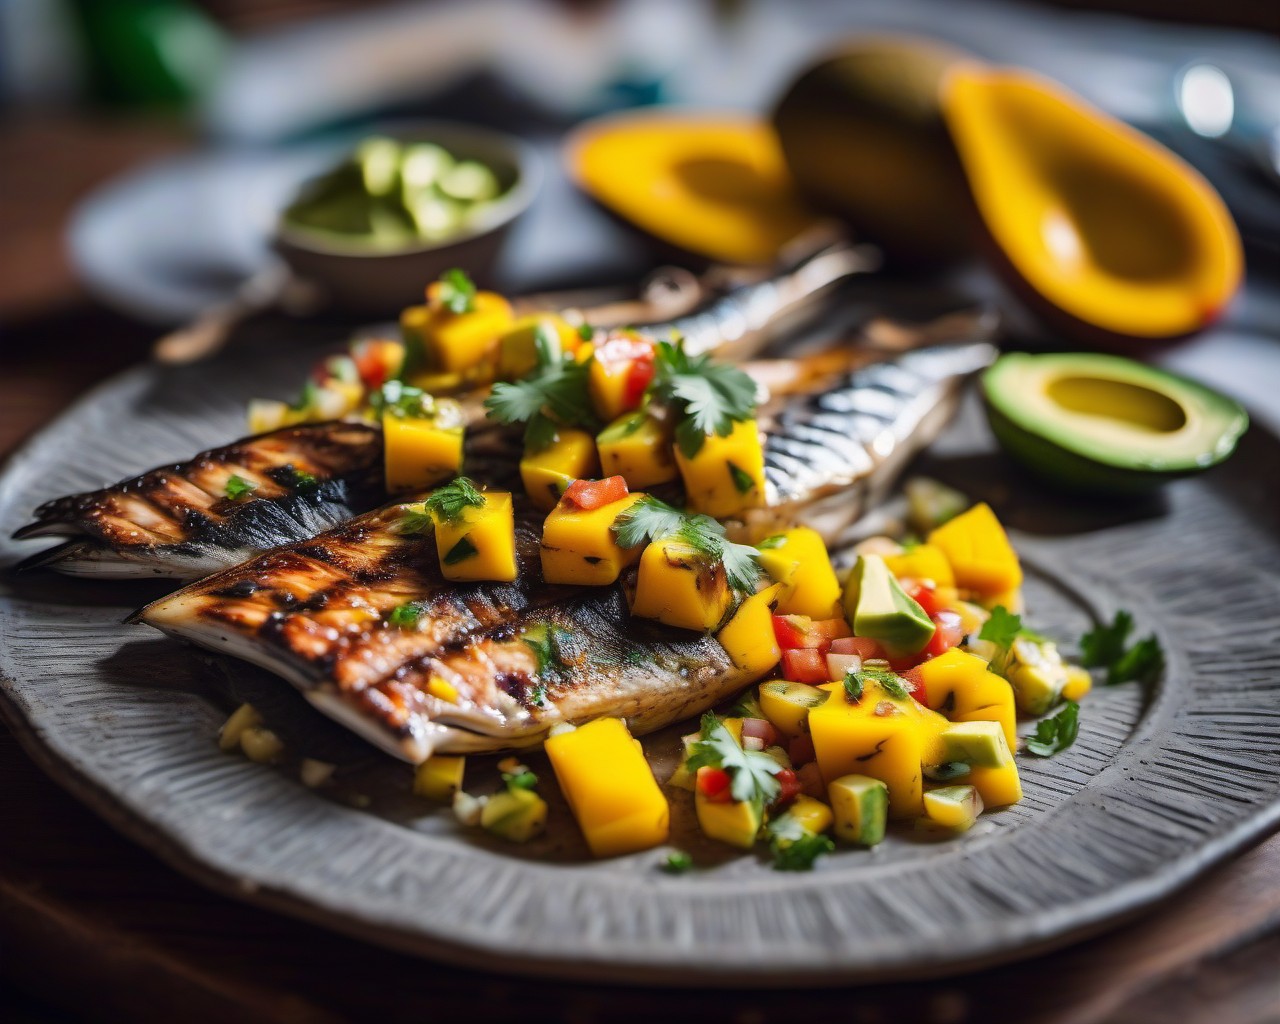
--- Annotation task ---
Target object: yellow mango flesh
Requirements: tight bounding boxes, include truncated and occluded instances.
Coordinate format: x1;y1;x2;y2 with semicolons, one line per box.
401;291;513;373
1062;665;1093;702
587;350;642;423
716;583;784;674
927;503;1022;596
917;648;1017;749
631;537;732;632
758;679;826;739
675;418;767;519
540;492;644;586
381;411;464;493
413;755;465;801
755;527;843;618
431;491;517;582
809;682;948;819
519;429;600;511
788;794;833;835
967;759;1023;808
495;314;582;380
695;789;764;849
884;543;955;588
545;718;670;858
596;412;679;489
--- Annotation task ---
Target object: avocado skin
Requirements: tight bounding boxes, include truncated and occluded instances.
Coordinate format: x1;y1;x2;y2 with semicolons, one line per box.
981;356;1249;494
771;38;973;270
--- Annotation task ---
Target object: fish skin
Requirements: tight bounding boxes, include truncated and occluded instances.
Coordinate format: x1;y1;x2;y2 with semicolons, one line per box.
137;342;995;763
13;422;386;579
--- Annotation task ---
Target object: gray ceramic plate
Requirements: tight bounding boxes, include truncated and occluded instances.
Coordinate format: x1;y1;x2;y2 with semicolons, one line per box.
2;333;1279;986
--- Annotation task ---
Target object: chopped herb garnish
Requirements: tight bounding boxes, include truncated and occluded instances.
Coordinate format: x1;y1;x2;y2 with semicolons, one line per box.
388;602;425;628
611;495;762;592
1080;610;1164;685
727;461;756;495
522;623;570;680
978;605;1024;649
876;671;910;701
846;666;909;702
442;535;478;565
924;762;972;782
685;713;781;812
843;670;864;703
224;474;257;501
436;267;476;314
484;340;597;452
395;505;435;535
502;767;539;791
576;322;594;341
528;682;547;708
661;850;693;874
280;465;319;491
650;339;759;458
371;379;433;419
1024;700;1080;757
766;814;834;871
423;476;485;524
757;534;787;550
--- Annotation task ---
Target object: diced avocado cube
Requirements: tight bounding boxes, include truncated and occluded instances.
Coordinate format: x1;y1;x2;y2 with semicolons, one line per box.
828;774;889;846
439;160;500;203
938;720;1012;768
841;554;936;657
481;787;547;843
400;142;453;190
922;784;984;831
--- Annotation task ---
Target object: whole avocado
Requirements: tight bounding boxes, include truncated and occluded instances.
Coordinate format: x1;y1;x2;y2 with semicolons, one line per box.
771;37;973;270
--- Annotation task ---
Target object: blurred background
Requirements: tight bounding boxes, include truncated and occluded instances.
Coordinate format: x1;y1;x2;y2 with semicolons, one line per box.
2;0;1280;447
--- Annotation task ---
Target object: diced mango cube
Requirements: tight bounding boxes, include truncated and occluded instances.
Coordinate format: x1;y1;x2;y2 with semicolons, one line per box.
918;648;1017;749
382;404;465;493
520;428;599;511
884;543;955;588
631;537;732;632
430;490;516;582
401;289;513;373
414;755;465;801
674;418;766;519
755;527;843;619
1062;665;1093;702
545;717;670;858
927;502;1022;596
596;411;678;489
922;784;983;831
540;492;644;586
587;330;653;421
787;794;833;835
716;583;784;674
695;784;764;849
494;314;582;380
809;682;949;819
967;759;1023;808
758;679;827;739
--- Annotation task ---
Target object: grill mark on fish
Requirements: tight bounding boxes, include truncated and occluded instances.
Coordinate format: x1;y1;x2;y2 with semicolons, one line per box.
136;339;997;763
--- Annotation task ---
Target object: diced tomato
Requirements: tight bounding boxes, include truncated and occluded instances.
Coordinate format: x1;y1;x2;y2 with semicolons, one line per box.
596;333;657;412
772;614;813;649
740;717;778;747
696;765;733;803
781;648;828;684
899;666;928;705
923;609;963;659
623;358;655;408
788;733;816;766
907;583;942;619
772;767;802;809
353;339;403;391
562;475;629;511
829;636;884;659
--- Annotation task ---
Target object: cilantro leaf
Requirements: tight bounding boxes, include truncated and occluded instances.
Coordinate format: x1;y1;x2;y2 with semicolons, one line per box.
766;814;834;871
611;497;760;592
388;602;425;628
727;461;756;495
423;477;484;524
1079;610;1163;686
757;534;786;550
484;351;596;450
576;322;595;342
224;474;257;501
502;768;539;791
847;666;909;702
394;505;435;535
661;850;693;874
651;339;759;457
1108;634;1164;686
843;670;864;703
979;605;1024;648
277;465;319;491
1024;700;1080;757
685;713;781;810
611;495;687;550
437;268;476;314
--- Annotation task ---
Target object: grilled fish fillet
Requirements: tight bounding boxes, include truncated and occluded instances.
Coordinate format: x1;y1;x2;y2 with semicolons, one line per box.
136;342;996;763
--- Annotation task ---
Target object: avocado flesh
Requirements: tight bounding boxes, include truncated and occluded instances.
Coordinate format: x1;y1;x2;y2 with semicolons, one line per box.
842;554;935;657
983;352;1247;494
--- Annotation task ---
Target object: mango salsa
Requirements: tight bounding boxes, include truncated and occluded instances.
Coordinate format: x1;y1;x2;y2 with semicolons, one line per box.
755;527;843;619
884;543;955;588
540;492;644;585
544;718;670;857
520;429;599;511
401;288;513;373
430;490;517;582
715;583;784;673
631;537;733;632
695;780;764;849
917;648;1017;749
674;418;767;519
596;411;678;489
927;502;1023;596
587;330;654;421
495;314;582;380
809;680;948;819
382;400;465;493
758;679;827;739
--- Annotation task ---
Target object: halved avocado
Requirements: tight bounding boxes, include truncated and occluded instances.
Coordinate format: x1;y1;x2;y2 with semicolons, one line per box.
982;352;1247;493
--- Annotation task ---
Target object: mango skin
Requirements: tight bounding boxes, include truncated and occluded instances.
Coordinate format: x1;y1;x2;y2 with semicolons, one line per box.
545;718;670;858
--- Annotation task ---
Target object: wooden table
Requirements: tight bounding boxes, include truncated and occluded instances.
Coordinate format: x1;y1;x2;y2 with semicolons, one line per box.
1;116;1279;1024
